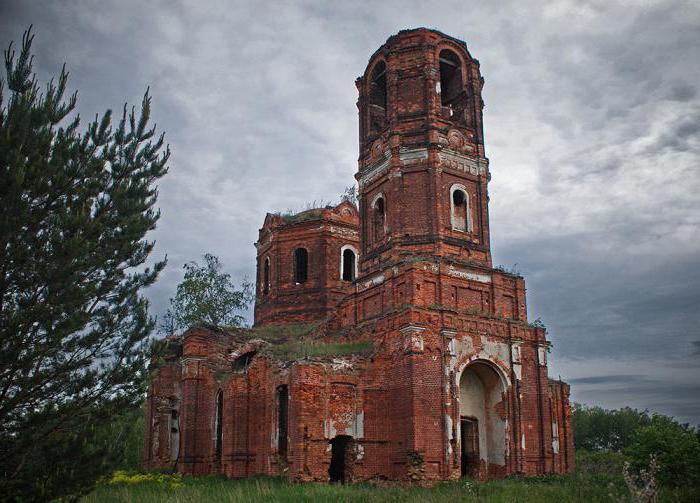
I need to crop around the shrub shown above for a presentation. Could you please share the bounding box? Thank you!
[107,470,183,489]
[625,415,700,487]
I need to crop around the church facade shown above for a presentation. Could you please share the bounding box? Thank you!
[144,28,575,483]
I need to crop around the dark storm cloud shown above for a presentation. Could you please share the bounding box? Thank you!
[692,341,700,356]
[568,375,644,385]
[2,0,699,423]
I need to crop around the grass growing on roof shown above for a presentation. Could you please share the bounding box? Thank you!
[265,340,373,360]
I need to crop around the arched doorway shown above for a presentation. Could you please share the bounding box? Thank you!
[459,361,506,479]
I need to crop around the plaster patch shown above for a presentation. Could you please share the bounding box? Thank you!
[447,265,491,283]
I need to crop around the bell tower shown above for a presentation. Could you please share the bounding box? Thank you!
[355,29,492,278]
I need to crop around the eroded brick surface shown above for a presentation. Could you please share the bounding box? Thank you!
[145,28,574,483]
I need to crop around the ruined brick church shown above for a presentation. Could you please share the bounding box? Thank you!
[145,28,574,483]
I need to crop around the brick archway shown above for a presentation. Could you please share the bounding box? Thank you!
[458,360,507,479]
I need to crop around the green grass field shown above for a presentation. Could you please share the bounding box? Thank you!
[83,473,700,503]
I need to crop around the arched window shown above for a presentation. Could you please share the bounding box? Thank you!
[294,248,308,284]
[372,196,385,243]
[369,61,387,134]
[214,391,223,462]
[263,256,270,295]
[450,185,471,232]
[341,246,357,282]
[439,49,463,107]
[277,385,288,457]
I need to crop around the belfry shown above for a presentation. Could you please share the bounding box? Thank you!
[145,28,574,483]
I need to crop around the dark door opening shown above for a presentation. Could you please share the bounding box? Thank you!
[460,417,479,478]
[328,435,352,483]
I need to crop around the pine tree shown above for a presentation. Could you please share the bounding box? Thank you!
[0,28,169,501]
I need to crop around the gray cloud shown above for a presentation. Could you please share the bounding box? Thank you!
[2,0,699,424]
[568,375,645,385]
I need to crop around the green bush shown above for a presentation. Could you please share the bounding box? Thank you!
[625,415,700,487]
[576,449,627,477]
[573,403,651,452]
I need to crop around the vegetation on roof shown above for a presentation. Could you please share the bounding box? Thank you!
[278,199,334,224]
[241,322,319,342]
[229,322,373,361]
[264,340,374,361]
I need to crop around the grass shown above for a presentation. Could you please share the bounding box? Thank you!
[265,340,374,360]
[83,472,700,503]
[232,322,374,361]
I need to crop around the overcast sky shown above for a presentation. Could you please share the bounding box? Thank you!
[3,0,699,424]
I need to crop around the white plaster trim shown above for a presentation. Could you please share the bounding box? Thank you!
[399,147,428,165]
[455,357,511,390]
[439,148,489,177]
[359,150,391,188]
[447,265,491,283]
[359,273,385,291]
[328,226,359,238]
[399,325,427,335]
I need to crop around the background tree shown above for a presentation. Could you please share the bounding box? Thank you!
[625,414,700,487]
[162,253,253,333]
[572,403,652,452]
[573,403,700,489]
[0,28,169,501]
[341,185,358,206]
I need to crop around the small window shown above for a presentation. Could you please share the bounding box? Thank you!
[341,248,356,281]
[439,49,463,107]
[263,256,270,295]
[372,197,385,242]
[214,391,223,461]
[294,248,308,284]
[450,186,470,232]
[277,385,289,457]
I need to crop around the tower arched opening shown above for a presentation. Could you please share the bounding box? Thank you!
[369,61,387,134]
[450,185,471,232]
[439,49,463,107]
[372,196,385,243]
[459,361,506,479]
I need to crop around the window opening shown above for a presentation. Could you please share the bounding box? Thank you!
[372,197,385,243]
[369,61,387,134]
[263,257,270,295]
[451,188,469,232]
[342,249,356,281]
[277,385,289,457]
[214,391,223,462]
[294,248,308,284]
[439,50,463,107]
